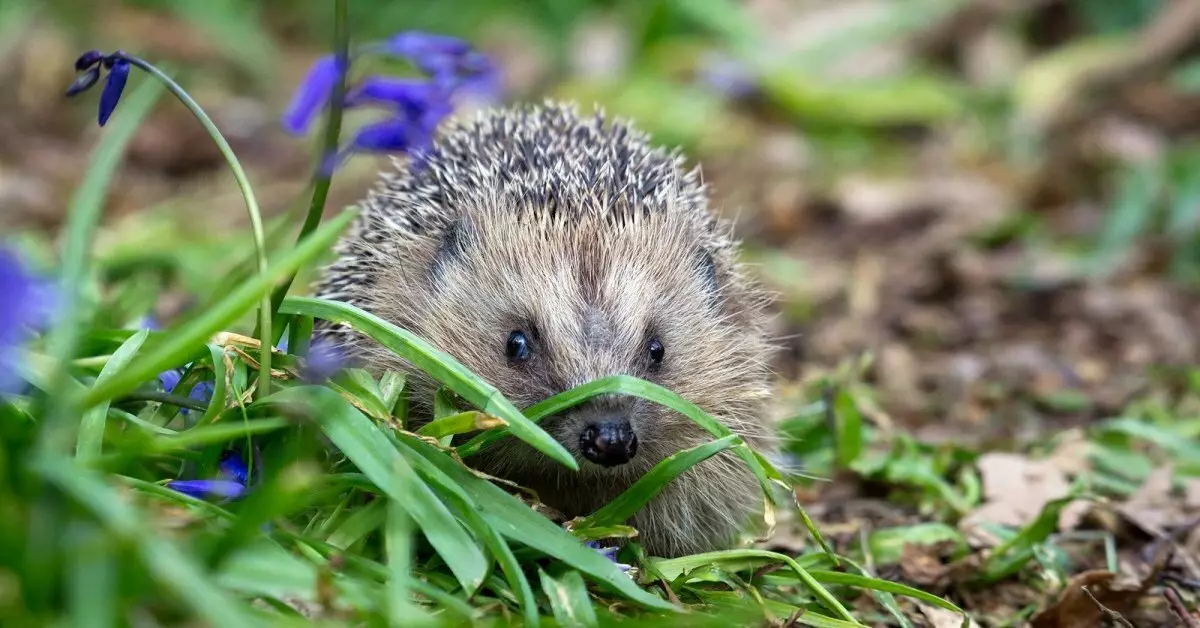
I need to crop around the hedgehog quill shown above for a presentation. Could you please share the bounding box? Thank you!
[314,102,776,558]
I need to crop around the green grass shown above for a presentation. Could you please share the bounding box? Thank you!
[0,17,970,628]
[7,0,1200,624]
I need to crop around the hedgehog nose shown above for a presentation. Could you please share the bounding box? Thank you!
[580,419,638,467]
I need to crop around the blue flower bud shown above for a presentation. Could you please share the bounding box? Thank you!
[98,58,130,126]
[74,50,104,71]
[166,479,247,500]
[281,54,344,136]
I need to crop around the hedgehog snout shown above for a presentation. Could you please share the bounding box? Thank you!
[579,418,638,467]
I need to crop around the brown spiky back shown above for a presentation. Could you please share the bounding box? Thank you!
[314,100,734,320]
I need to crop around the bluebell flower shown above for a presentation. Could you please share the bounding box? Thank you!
[66,50,134,127]
[158,367,215,416]
[167,450,250,501]
[585,541,632,573]
[132,315,158,331]
[281,55,346,136]
[301,340,345,384]
[0,246,55,395]
[282,30,500,169]
[697,52,757,99]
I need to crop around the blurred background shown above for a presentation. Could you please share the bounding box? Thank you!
[2,0,1199,454]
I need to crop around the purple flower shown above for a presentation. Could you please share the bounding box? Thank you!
[158,368,215,416]
[585,541,632,573]
[301,341,345,384]
[66,50,134,127]
[282,55,345,136]
[0,247,55,395]
[282,29,501,169]
[167,450,250,501]
[98,58,130,126]
[697,52,757,99]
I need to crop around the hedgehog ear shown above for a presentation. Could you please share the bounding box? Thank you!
[431,217,473,286]
[694,248,722,309]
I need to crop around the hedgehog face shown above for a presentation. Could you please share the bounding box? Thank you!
[371,206,770,480]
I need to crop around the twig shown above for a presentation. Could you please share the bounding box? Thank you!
[1164,585,1199,628]
[1082,586,1136,628]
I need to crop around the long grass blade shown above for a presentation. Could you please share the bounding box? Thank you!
[277,296,577,470]
[77,329,149,462]
[78,209,357,410]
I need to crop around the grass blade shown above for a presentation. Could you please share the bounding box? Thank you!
[417,411,506,440]
[808,570,965,615]
[386,497,432,625]
[277,296,577,470]
[266,386,491,594]
[77,329,149,462]
[651,549,860,624]
[390,430,677,611]
[77,209,357,410]
[37,456,261,626]
[539,567,600,628]
[457,375,779,496]
[40,77,165,454]
[577,435,738,530]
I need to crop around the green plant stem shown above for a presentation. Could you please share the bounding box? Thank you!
[266,0,349,336]
[39,78,164,455]
[120,54,272,399]
[117,391,209,413]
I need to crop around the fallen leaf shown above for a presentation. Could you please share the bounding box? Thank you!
[1030,570,1148,628]
[1116,465,1200,536]
[914,601,982,628]
[960,452,1090,534]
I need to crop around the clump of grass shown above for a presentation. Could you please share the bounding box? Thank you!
[0,6,966,627]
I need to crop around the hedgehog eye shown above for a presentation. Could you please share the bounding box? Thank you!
[506,330,531,364]
[647,337,665,367]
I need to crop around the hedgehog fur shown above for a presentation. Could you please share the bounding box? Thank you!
[312,100,777,557]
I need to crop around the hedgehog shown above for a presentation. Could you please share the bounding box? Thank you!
[312,100,776,558]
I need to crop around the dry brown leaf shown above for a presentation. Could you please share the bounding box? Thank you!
[1117,465,1200,536]
[914,601,981,628]
[898,542,949,587]
[1029,570,1148,628]
[960,452,1090,536]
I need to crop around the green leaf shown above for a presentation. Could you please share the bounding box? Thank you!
[386,497,433,625]
[833,386,863,467]
[77,329,149,462]
[266,386,490,595]
[867,523,967,566]
[148,418,289,453]
[78,209,357,410]
[66,523,116,628]
[979,495,1084,582]
[197,343,231,426]
[458,374,779,495]
[650,549,860,624]
[808,570,964,615]
[36,457,261,626]
[577,434,738,530]
[539,567,600,628]
[389,431,676,611]
[417,411,506,440]
[277,296,578,470]
[326,498,385,550]
[41,76,166,454]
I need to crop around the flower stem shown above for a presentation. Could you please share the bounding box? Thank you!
[118,53,273,399]
[266,0,349,342]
